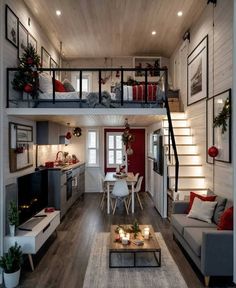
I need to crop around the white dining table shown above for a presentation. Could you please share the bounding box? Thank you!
[104,172,137,214]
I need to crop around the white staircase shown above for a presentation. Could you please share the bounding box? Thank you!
[163,113,207,200]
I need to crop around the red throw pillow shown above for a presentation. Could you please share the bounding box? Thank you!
[187,192,216,213]
[218,207,233,230]
[54,79,66,92]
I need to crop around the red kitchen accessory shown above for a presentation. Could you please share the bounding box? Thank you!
[44,207,55,213]
[45,161,54,168]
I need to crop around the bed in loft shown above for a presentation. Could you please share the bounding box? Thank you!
[6,67,175,109]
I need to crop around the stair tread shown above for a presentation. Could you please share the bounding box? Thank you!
[164,144,197,146]
[169,188,207,191]
[163,119,187,121]
[169,176,205,179]
[163,127,191,129]
[167,153,200,156]
[168,164,202,166]
[164,135,193,137]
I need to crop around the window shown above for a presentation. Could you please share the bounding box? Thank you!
[87,129,99,166]
[76,73,92,92]
[107,132,124,168]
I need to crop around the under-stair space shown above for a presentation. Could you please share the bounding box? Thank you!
[163,113,207,218]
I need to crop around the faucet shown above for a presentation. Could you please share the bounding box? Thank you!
[56,151,64,161]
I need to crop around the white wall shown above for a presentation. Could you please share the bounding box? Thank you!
[0,1,5,284]
[170,0,233,199]
[233,0,236,283]
[62,57,134,92]
[0,2,60,280]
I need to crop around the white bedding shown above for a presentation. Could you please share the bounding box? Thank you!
[38,91,118,101]
[38,91,81,100]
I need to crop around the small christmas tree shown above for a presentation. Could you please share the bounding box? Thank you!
[12,44,40,99]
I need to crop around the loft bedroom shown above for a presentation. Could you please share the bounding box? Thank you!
[3,0,205,112]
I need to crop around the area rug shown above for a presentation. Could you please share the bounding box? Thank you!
[83,232,188,288]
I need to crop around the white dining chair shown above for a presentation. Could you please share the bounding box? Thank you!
[110,179,129,215]
[128,176,144,210]
[99,175,113,210]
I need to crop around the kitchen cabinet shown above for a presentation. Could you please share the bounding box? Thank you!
[37,121,61,145]
[47,163,85,218]
[36,121,68,145]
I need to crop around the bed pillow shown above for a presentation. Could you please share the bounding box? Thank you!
[217,206,233,230]
[63,79,75,92]
[187,191,216,213]
[39,72,53,93]
[55,79,66,92]
[187,197,217,223]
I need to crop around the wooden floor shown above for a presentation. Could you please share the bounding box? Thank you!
[18,194,233,288]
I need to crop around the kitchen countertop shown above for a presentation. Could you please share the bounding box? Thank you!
[37,162,85,172]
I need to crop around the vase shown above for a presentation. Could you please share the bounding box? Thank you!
[9,225,15,237]
[3,269,21,288]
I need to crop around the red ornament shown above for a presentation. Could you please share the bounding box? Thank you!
[65,132,72,139]
[27,57,34,65]
[24,83,33,93]
[208,146,219,158]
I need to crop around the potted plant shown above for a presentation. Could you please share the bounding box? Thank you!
[0,242,23,288]
[8,201,19,237]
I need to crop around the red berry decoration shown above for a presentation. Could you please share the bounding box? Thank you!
[65,132,72,139]
[24,83,33,93]
[27,57,33,65]
[208,146,219,158]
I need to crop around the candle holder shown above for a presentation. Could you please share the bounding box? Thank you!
[143,227,150,240]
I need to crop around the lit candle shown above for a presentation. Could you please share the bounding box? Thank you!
[143,227,150,240]
[122,236,129,245]
[126,233,130,240]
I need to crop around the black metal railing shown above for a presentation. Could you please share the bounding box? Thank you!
[6,67,168,108]
[163,72,179,193]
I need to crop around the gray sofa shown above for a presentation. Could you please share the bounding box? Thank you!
[171,196,233,287]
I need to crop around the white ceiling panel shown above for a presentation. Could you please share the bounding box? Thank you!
[23,0,206,58]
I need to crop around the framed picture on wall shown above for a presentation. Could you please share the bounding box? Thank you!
[5,5,19,48]
[213,89,231,163]
[50,58,59,79]
[187,35,208,106]
[18,22,28,59]
[41,47,51,68]
[28,33,37,52]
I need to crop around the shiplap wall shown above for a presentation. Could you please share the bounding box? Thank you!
[170,0,233,199]
[2,0,60,184]
[0,1,60,266]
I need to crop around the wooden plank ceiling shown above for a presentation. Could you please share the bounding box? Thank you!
[18,114,165,127]
[24,0,206,59]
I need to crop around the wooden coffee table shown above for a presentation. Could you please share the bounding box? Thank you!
[109,224,161,268]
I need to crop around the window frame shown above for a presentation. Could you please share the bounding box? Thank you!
[106,132,124,168]
[75,72,92,93]
[86,128,99,167]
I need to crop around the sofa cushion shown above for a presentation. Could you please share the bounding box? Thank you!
[213,196,227,225]
[183,227,217,257]
[172,214,217,235]
[187,198,217,223]
[218,207,233,230]
[187,192,216,213]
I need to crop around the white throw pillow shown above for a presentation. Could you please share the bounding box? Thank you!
[39,72,53,93]
[187,197,217,223]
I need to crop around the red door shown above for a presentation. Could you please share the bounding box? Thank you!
[104,128,145,191]
[126,129,145,191]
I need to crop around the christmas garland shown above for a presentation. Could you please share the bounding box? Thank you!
[213,97,230,134]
